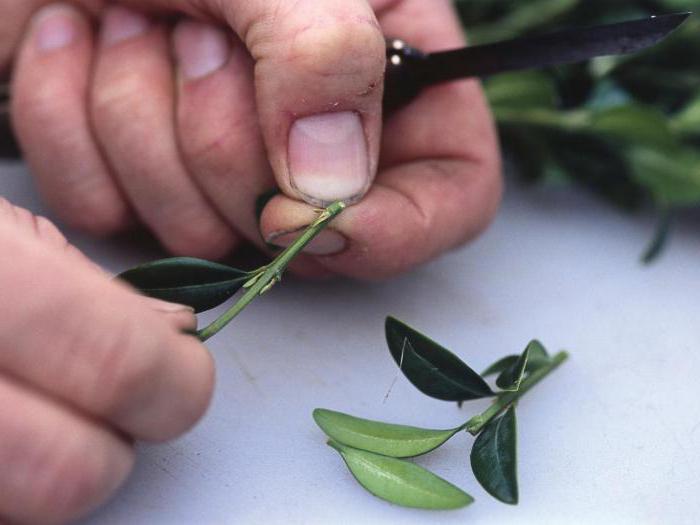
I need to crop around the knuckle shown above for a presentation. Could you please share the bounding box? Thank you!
[290,20,385,81]
[185,118,260,178]
[91,71,147,126]
[252,13,385,89]
[59,197,130,237]
[156,209,234,259]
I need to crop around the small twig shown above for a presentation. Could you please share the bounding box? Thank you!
[197,201,346,341]
[465,351,569,435]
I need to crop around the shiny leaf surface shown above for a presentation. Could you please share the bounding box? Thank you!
[470,406,518,505]
[496,343,531,391]
[314,409,461,458]
[385,317,494,402]
[118,257,250,313]
[330,441,474,510]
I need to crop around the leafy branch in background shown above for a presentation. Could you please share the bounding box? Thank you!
[314,317,568,510]
[455,0,700,261]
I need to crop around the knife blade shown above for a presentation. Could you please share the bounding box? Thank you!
[0,13,691,158]
[385,12,690,112]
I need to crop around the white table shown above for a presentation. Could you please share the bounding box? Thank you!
[2,160,699,525]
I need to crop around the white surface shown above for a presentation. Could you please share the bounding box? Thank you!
[2,161,699,525]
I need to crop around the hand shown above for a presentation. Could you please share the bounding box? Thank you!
[0,198,214,524]
[10,0,502,280]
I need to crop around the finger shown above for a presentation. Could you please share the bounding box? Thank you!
[260,0,502,280]
[91,6,237,259]
[0,221,215,441]
[0,374,133,525]
[0,0,102,75]
[117,0,385,205]
[142,297,198,331]
[244,0,386,206]
[173,19,274,246]
[0,196,198,328]
[11,3,132,236]
[0,197,99,268]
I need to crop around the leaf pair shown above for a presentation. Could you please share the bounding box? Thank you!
[117,257,251,313]
[385,317,494,402]
[482,340,550,391]
[314,409,472,510]
[314,406,519,508]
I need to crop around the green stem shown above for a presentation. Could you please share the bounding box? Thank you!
[197,201,346,341]
[465,351,569,436]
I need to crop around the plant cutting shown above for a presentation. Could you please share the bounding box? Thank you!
[313,317,569,510]
[118,201,346,341]
[117,204,568,512]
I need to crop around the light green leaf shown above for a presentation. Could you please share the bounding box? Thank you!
[330,441,474,510]
[630,147,700,207]
[590,105,678,150]
[314,409,461,458]
[486,72,558,109]
[672,93,700,135]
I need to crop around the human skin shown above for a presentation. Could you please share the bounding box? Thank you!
[0,198,215,524]
[7,0,502,280]
[0,0,502,522]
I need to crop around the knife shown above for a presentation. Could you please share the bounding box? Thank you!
[385,12,690,112]
[0,12,690,159]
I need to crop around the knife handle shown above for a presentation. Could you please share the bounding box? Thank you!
[0,38,432,160]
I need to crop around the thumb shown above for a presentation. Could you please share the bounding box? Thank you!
[125,0,386,207]
[243,0,386,206]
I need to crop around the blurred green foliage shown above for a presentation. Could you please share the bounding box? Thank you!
[455,1,700,259]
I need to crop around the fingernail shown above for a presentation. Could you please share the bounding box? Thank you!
[174,21,230,80]
[33,4,80,52]
[101,6,150,47]
[266,229,347,256]
[289,111,370,206]
[145,298,195,314]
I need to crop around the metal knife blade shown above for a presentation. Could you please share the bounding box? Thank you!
[423,13,690,83]
[384,12,690,112]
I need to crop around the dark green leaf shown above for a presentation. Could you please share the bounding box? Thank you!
[482,355,519,377]
[496,344,530,392]
[641,211,674,265]
[118,257,250,313]
[524,340,551,373]
[314,409,461,458]
[385,317,494,402]
[672,93,700,135]
[330,441,474,510]
[470,406,518,505]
